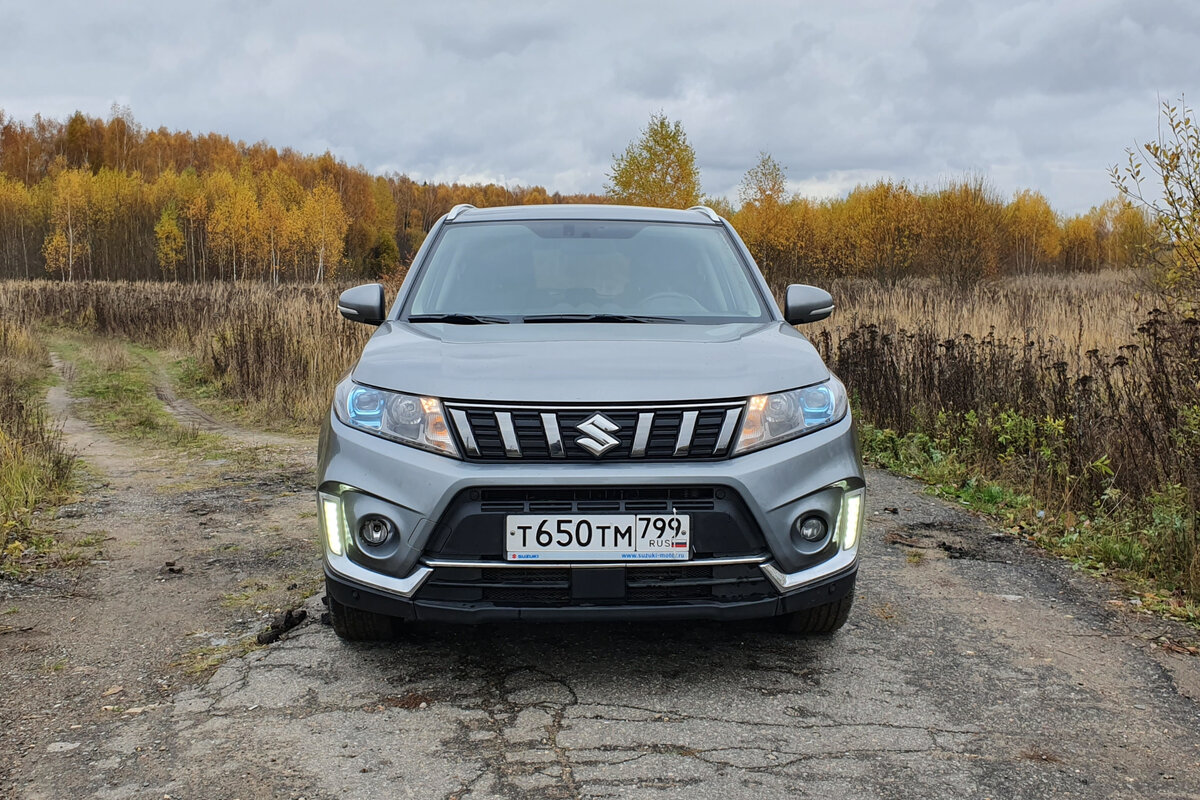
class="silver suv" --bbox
[319,204,863,639]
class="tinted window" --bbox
[405,220,769,323]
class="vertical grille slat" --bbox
[713,408,742,455]
[630,412,654,458]
[541,412,565,459]
[495,412,522,458]
[449,408,481,457]
[674,410,699,456]
[447,403,746,462]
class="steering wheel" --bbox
[642,291,693,304]
[640,291,707,314]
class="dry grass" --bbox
[2,273,1196,600]
[0,318,75,568]
[801,270,1199,598]
[808,269,1160,357]
[0,280,370,428]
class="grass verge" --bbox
[0,319,76,576]
[167,353,311,436]
[862,422,1200,628]
[49,332,264,467]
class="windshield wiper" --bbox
[522,313,685,324]
[406,313,510,325]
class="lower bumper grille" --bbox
[427,485,767,560]
[418,562,774,607]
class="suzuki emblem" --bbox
[575,413,621,457]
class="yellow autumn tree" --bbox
[259,169,303,284]
[1061,214,1101,272]
[0,174,37,278]
[920,178,1004,285]
[43,168,92,281]
[89,167,143,280]
[207,170,260,280]
[733,153,805,282]
[1001,190,1061,274]
[843,181,924,283]
[1105,199,1159,271]
[155,206,184,278]
[1112,96,1200,305]
[605,113,701,208]
[181,171,210,281]
[299,181,349,283]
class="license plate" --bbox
[505,514,691,561]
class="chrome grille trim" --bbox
[674,410,699,456]
[714,408,742,454]
[449,408,481,457]
[541,413,565,458]
[495,412,522,457]
[446,399,745,411]
[445,400,746,462]
[630,412,654,457]
[423,555,770,569]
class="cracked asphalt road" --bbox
[3,372,1199,799]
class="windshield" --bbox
[404,220,771,323]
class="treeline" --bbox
[0,109,1158,285]
[0,107,602,282]
[725,156,1158,290]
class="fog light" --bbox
[358,516,396,546]
[796,516,827,542]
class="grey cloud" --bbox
[423,16,566,60]
[0,0,1193,212]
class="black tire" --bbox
[327,595,402,641]
[778,593,854,635]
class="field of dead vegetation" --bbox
[0,272,1196,614]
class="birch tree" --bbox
[605,113,701,208]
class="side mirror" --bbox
[338,283,387,326]
[784,284,834,325]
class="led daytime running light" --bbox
[838,487,864,551]
[320,492,345,556]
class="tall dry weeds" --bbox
[0,280,371,426]
[2,273,1196,594]
[0,319,75,558]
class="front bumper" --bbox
[325,558,858,623]
[319,410,863,621]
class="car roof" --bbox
[445,204,722,225]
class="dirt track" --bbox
[2,367,1199,800]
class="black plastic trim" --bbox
[324,563,856,625]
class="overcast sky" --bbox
[1,0,1196,213]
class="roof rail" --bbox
[688,205,721,222]
[446,203,476,221]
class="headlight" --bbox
[333,380,460,458]
[733,377,848,455]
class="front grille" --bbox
[418,562,774,607]
[477,486,717,515]
[445,402,744,462]
[425,486,767,560]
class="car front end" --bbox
[319,204,864,637]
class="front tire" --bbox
[778,593,854,635]
[327,594,402,641]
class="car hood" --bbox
[350,321,831,404]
